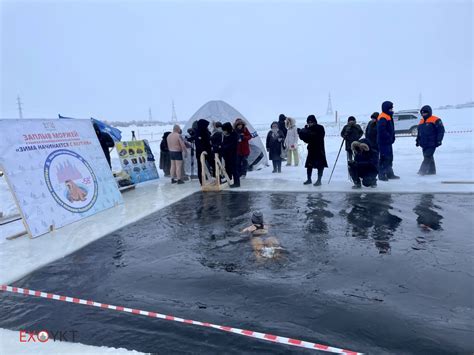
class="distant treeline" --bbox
[105,120,187,127]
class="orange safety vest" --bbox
[419,116,440,125]
[377,112,392,121]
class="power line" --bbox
[17,95,23,119]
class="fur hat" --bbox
[351,141,369,153]
[347,116,356,123]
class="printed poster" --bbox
[115,140,159,184]
[0,119,123,238]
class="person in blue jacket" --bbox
[416,105,445,175]
[377,101,399,181]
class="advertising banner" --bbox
[0,119,123,238]
[115,140,159,184]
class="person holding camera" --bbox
[297,115,328,186]
[340,116,364,162]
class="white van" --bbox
[393,110,421,136]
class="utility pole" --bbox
[326,93,333,116]
[171,100,177,123]
[148,107,153,122]
[17,95,23,119]
[418,93,422,108]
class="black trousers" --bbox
[272,160,282,172]
[349,161,377,186]
[419,147,436,175]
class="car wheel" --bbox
[410,126,418,137]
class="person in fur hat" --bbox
[348,138,378,189]
[284,117,299,166]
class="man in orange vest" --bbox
[377,101,400,181]
[416,105,445,175]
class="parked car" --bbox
[393,110,421,136]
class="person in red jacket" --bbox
[416,105,445,175]
[233,118,252,178]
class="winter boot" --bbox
[388,173,400,180]
[352,183,362,189]
[378,174,388,181]
[171,178,177,184]
[303,179,312,185]
[313,179,322,186]
[177,179,184,184]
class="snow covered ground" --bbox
[0,106,472,354]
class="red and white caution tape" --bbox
[1,285,362,354]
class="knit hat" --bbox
[347,116,356,123]
[306,115,317,124]
[251,210,264,225]
[370,112,379,120]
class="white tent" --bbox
[183,100,268,177]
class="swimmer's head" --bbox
[251,210,264,228]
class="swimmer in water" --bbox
[242,211,284,260]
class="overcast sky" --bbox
[1,0,472,122]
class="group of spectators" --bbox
[159,118,252,187]
[158,101,445,189]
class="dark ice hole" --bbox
[1,192,473,354]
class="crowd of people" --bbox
[157,101,445,189]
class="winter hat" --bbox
[381,101,394,115]
[251,210,264,225]
[271,121,279,129]
[197,119,210,130]
[306,115,317,124]
[420,105,432,117]
[214,121,222,128]
[222,122,233,133]
[347,116,356,123]
[371,112,379,120]
[279,114,286,121]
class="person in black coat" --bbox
[365,112,379,149]
[340,116,364,161]
[211,121,224,158]
[416,105,445,175]
[377,101,399,181]
[93,122,115,168]
[278,114,288,138]
[348,138,379,189]
[222,122,240,188]
[266,121,285,173]
[195,119,213,185]
[159,131,171,177]
[297,115,328,186]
